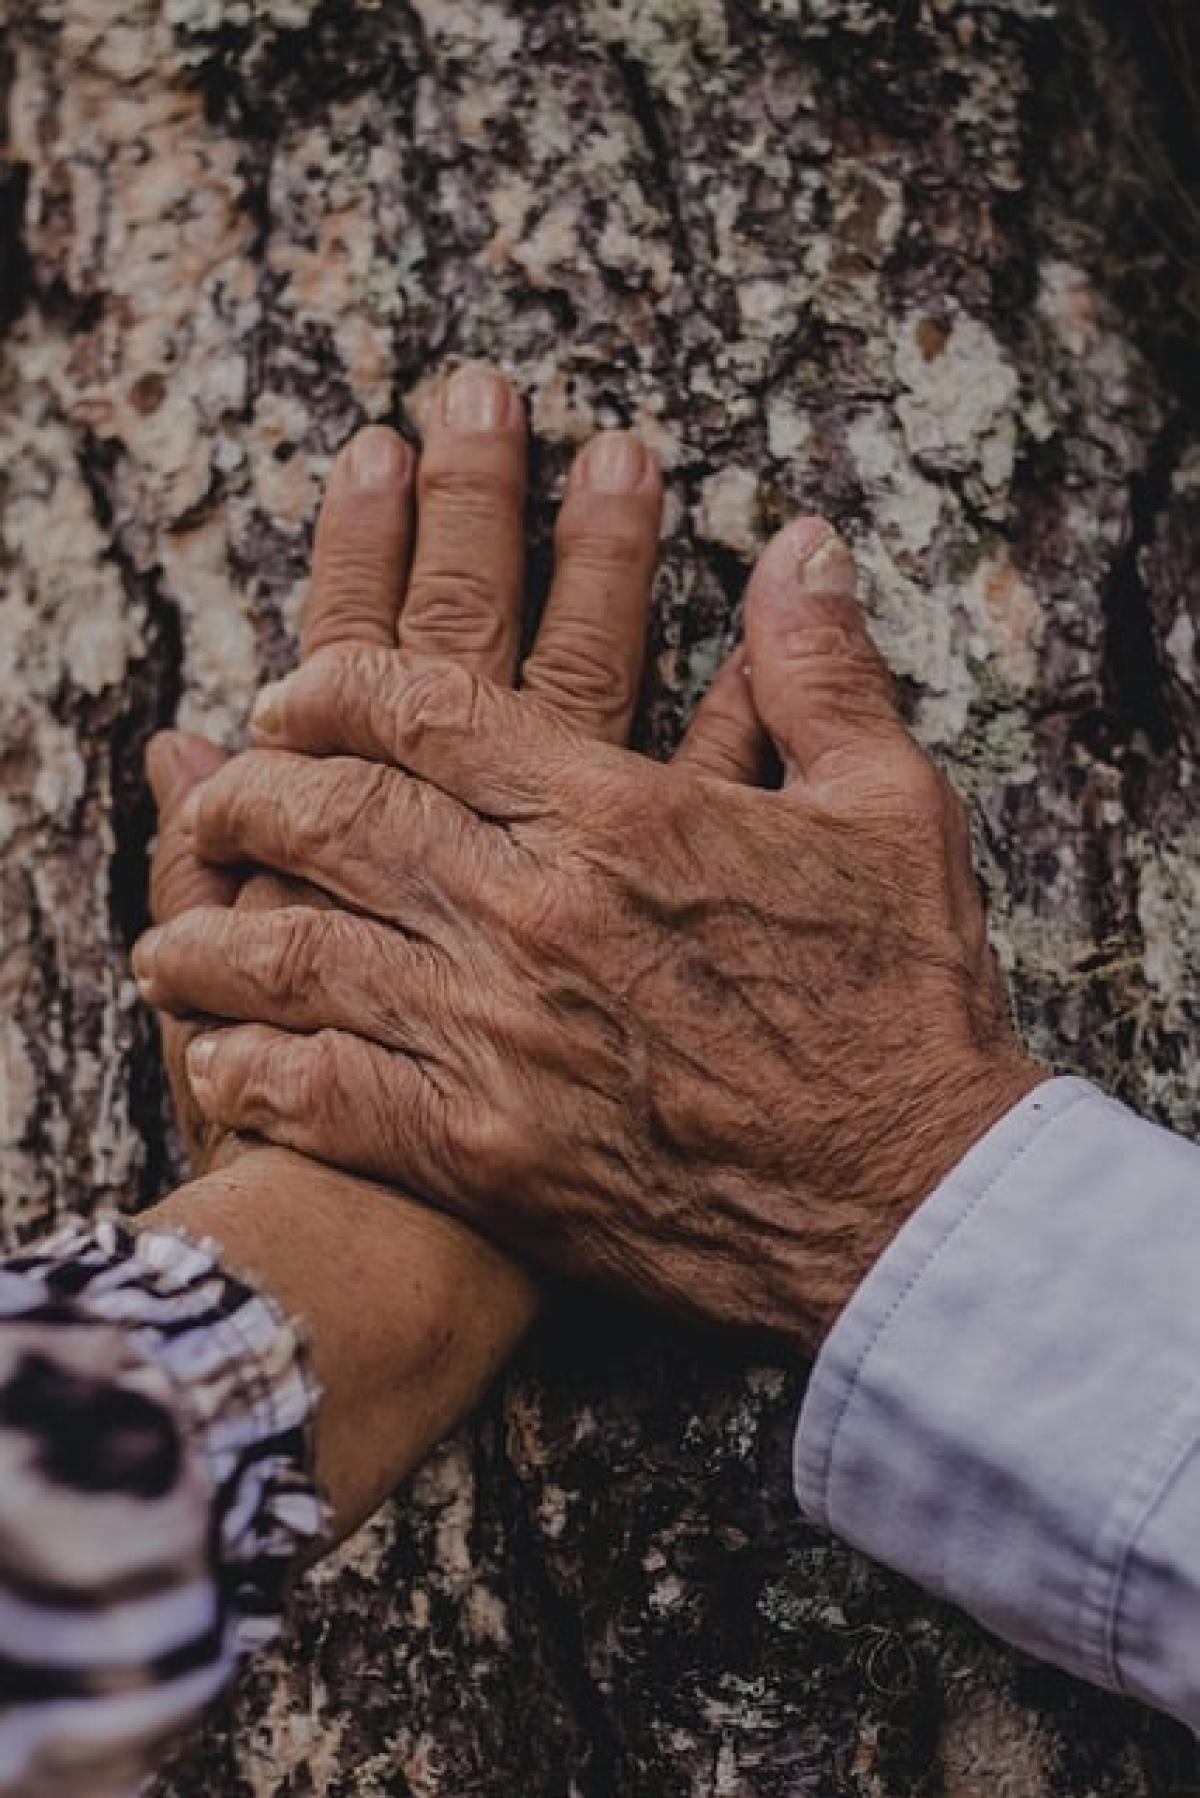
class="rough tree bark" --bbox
[1,1,1197,1793]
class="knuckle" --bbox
[525,619,632,724]
[403,567,507,658]
[246,1031,320,1126]
[555,504,650,573]
[285,760,394,862]
[317,540,393,600]
[294,642,395,743]
[303,598,393,656]
[240,909,322,1005]
[419,459,522,516]
[328,758,397,840]
[306,640,386,712]
[148,908,218,990]
[305,1029,346,1117]
[304,1027,387,1157]
[397,657,480,734]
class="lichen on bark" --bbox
[0,1,1197,1792]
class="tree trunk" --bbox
[1,1,1197,1792]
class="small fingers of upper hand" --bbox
[133,903,436,1054]
[181,743,501,921]
[182,1022,448,1194]
[251,646,580,822]
[146,731,239,923]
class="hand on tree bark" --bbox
[137,513,1046,1355]
[145,364,760,1171]
[138,362,772,1534]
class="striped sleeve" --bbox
[0,1219,326,1797]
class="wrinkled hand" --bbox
[139,517,1043,1352]
[142,363,766,1528]
[146,366,759,1172]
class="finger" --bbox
[521,432,662,743]
[133,905,438,1055]
[237,870,337,913]
[181,1022,443,1194]
[147,731,239,923]
[743,518,908,796]
[400,366,527,681]
[249,647,595,824]
[145,730,240,1172]
[181,746,513,921]
[302,427,416,658]
[671,650,770,783]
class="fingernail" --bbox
[442,367,512,431]
[179,789,202,834]
[147,732,226,814]
[347,427,405,489]
[577,433,649,494]
[132,928,162,986]
[788,518,836,566]
[252,681,287,738]
[146,733,186,808]
[790,521,855,594]
[187,1035,217,1087]
[799,535,856,594]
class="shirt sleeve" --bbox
[0,1218,327,1798]
[794,1074,1200,1732]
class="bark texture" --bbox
[1,1,1198,1792]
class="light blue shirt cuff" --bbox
[795,1075,1200,1731]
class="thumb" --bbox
[743,519,905,794]
[147,731,240,924]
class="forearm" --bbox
[143,1144,540,1542]
[0,1148,534,1797]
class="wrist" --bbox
[144,1148,540,1538]
[786,1053,1050,1354]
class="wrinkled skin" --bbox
[139,516,1044,1354]
[149,367,747,1174]
[138,365,772,1533]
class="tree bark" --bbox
[1,1,1197,1792]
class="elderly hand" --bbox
[139,363,770,1530]
[138,511,1043,1353]
[146,365,761,1169]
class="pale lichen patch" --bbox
[893,310,1020,498]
